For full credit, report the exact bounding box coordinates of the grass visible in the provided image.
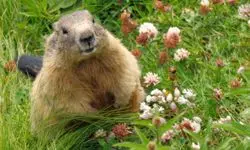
[1,0,250,149]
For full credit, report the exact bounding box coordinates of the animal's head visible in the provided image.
[49,10,107,61]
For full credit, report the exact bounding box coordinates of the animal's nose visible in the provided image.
[79,34,94,44]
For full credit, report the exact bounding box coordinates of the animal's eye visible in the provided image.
[62,27,68,34]
[92,19,95,24]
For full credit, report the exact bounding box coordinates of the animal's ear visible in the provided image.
[52,22,59,32]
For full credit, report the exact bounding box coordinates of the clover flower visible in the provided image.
[139,22,158,38]
[213,116,232,124]
[161,130,175,143]
[213,88,223,100]
[238,4,250,20]
[120,10,137,35]
[200,0,212,15]
[143,72,160,87]
[94,129,107,138]
[183,89,196,100]
[112,123,132,138]
[174,48,190,62]
[163,27,181,48]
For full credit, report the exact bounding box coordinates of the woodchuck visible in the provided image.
[30,10,145,133]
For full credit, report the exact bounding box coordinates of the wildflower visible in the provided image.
[152,104,165,113]
[193,116,202,123]
[180,118,201,133]
[152,116,166,127]
[140,102,151,111]
[174,88,181,98]
[192,142,201,150]
[213,116,232,124]
[140,110,153,119]
[151,89,164,96]
[238,4,250,20]
[183,89,196,100]
[139,22,158,38]
[177,96,189,105]
[215,58,225,67]
[230,79,241,88]
[170,102,177,112]
[4,60,16,72]
[144,72,160,87]
[213,88,223,100]
[166,93,173,102]
[212,0,224,4]
[190,121,201,133]
[112,123,131,138]
[200,0,211,15]
[174,48,190,62]
[136,32,149,46]
[94,129,107,138]
[163,27,181,48]
[147,141,156,150]
[159,51,168,65]
[237,66,245,74]
[227,0,236,5]
[131,49,142,59]
[120,10,137,35]
[201,0,210,7]
[154,0,172,12]
[161,130,175,143]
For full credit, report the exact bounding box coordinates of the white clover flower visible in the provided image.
[157,96,166,104]
[213,115,232,124]
[192,142,200,150]
[193,116,202,123]
[159,106,165,113]
[177,96,190,105]
[139,22,158,38]
[170,102,177,111]
[237,66,245,74]
[174,88,181,97]
[183,89,196,100]
[238,4,250,20]
[146,95,153,103]
[140,110,153,119]
[161,130,175,143]
[174,48,190,62]
[140,102,151,111]
[152,104,165,113]
[94,129,107,138]
[201,0,209,7]
[166,93,173,102]
[190,121,201,133]
[151,89,164,96]
[167,27,181,36]
[143,72,160,87]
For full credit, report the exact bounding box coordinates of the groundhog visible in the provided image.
[31,10,145,133]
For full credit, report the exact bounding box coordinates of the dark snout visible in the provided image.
[78,31,96,53]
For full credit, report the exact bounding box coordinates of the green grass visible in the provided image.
[1,0,250,149]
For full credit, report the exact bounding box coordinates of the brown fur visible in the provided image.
[30,10,145,133]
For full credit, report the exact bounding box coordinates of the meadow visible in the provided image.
[1,0,250,149]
